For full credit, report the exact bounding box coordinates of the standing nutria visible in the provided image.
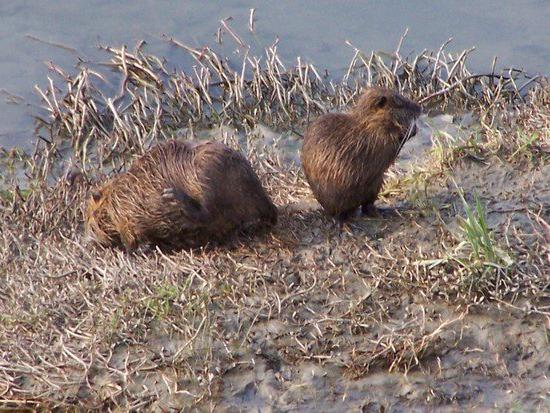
[85,140,277,250]
[300,86,422,225]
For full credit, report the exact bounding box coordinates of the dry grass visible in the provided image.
[1,26,549,411]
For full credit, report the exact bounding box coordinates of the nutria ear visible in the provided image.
[375,96,387,108]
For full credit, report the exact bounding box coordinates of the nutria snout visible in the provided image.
[85,139,277,250]
[300,86,422,224]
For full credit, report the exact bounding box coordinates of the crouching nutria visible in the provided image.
[85,140,277,250]
[300,86,422,226]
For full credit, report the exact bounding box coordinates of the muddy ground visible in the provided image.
[2,111,549,412]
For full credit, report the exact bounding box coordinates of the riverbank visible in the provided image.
[0,38,549,411]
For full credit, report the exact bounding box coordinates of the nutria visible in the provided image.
[300,86,422,225]
[85,140,277,250]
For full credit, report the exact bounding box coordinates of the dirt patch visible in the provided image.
[2,136,549,411]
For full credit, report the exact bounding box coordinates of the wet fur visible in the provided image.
[86,140,277,250]
[300,87,422,221]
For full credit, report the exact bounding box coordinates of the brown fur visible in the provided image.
[300,87,422,221]
[85,140,277,250]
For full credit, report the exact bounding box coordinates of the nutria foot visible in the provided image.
[162,187,208,223]
[335,209,356,231]
[361,203,381,218]
[162,187,201,210]
[162,187,192,203]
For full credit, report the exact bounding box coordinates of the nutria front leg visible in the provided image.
[117,222,139,251]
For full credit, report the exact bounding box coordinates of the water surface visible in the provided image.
[1,0,549,148]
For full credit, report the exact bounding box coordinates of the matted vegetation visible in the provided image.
[0,25,549,411]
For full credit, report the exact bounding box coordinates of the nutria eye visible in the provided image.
[92,190,101,202]
[376,96,387,108]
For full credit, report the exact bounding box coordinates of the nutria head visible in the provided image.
[85,185,115,246]
[351,87,422,144]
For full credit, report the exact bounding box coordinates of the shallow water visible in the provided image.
[1,0,549,148]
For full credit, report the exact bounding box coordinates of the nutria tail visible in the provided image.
[161,187,208,223]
